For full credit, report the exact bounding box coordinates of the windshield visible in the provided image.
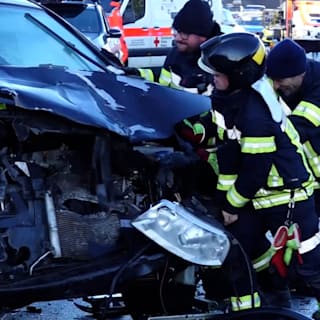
[52,6,103,34]
[0,4,107,71]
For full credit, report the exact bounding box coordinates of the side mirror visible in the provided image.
[108,28,122,38]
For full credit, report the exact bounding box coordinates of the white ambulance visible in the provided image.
[120,0,242,68]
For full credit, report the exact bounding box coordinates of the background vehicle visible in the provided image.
[280,0,320,57]
[225,1,244,22]
[244,4,265,12]
[41,0,127,63]
[238,16,264,37]
[220,8,246,34]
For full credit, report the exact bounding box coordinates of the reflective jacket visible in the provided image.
[279,59,320,180]
[158,47,214,96]
[189,78,314,212]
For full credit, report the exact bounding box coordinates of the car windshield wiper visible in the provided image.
[25,12,112,72]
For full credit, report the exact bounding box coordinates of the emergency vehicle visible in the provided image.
[116,0,240,68]
[283,0,320,53]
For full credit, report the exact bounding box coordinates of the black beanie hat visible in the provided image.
[266,38,307,79]
[173,0,214,38]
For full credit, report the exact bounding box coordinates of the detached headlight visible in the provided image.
[132,200,230,267]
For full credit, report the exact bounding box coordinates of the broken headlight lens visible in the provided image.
[132,200,230,266]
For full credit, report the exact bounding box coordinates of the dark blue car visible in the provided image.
[0,0,211,311]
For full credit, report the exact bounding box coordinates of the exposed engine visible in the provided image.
[0,109,169,280]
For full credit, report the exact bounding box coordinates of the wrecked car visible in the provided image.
[0,2,314,320]
[0,0,215,315]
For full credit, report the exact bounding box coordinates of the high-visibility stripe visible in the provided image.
[314,180,320,190]
[211,110,225,140]
[138,68,154,82]
[231,292,261,311]
[0,103,6,110]
[123,27,172,37]
[212,110,226,129]
[226,184,250,207]
[252,247,273,272]
[253,183,313,209]
[159,69,212,94]
[293,101,320,127]
[304,140,320,178]
[266,165,284,187]
[241,136,276,154]
[159,68,171,86]
[217,174,237,191]
[299,229,320,254]
[282,116,313,177]
[168,71,181,89]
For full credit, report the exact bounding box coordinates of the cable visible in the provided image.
[98,242,153,319]
[225,230,256,311]
[159,256,170,315]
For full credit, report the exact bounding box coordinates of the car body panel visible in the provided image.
[0,0,210,143]
[0,0,213,310]
[0,66,210,142]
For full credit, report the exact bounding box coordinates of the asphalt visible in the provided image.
[0,295,316,319]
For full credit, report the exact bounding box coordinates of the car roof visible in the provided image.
[44,1,94,10]
[0,0,38,6]
[0,0,97,8]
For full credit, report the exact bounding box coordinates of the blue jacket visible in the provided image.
[190,80,313,213]
[282,59,320,179]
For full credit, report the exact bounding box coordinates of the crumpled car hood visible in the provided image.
[0,66,211,142]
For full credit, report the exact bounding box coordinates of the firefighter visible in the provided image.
[130,0,222,159]
[127,0,221,93]
[266,38,320,218]
[176,32,320,313]
[158,0,222,96]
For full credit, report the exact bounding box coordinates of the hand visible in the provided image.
[222,210,238,226]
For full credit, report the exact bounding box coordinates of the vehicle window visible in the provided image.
[123,0,145,24]
[0,5,106,71]
[52,6,103,34]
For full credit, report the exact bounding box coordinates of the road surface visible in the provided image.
[0,295,317,319]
